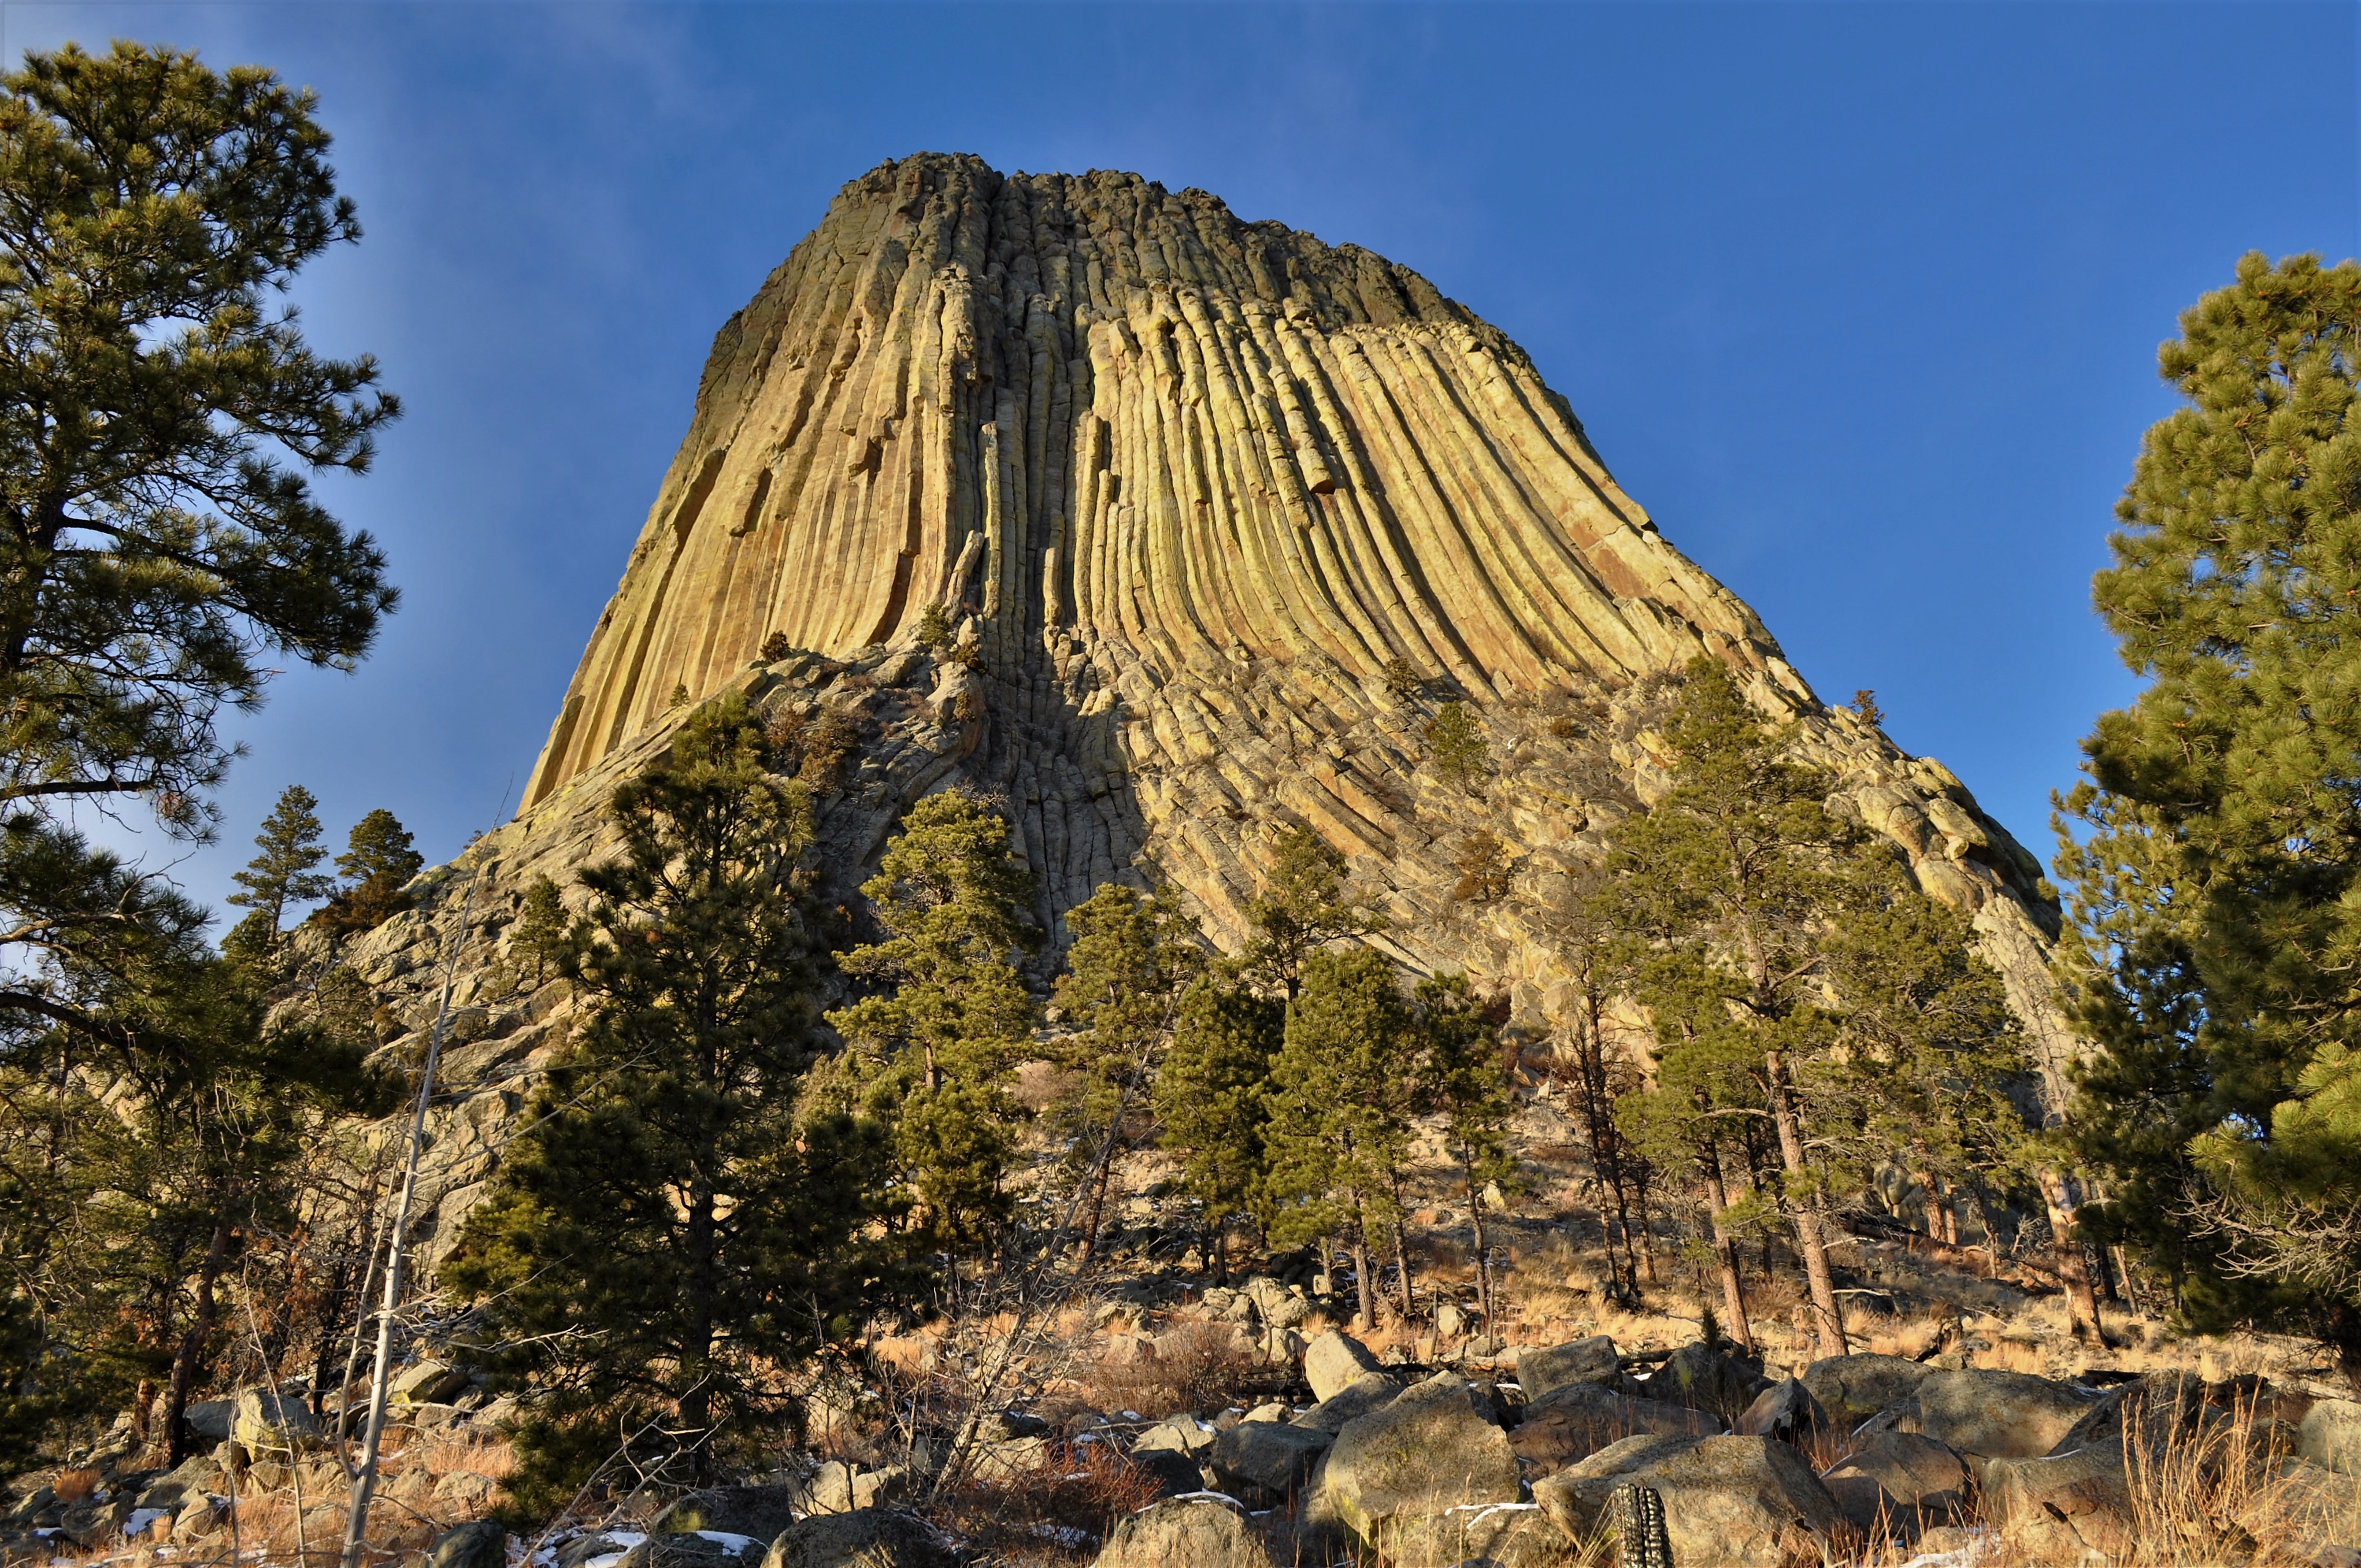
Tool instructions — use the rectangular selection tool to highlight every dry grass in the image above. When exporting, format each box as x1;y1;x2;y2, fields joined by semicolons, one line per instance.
936;1437;1163;1568
53;1467;102;1502
1083;1319;1252;1419
415;1436;516;1480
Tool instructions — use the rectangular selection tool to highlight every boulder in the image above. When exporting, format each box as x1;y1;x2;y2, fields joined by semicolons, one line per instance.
1982;1442;2135;1558
2303;1397;2361;1476
1123;1447;1209;1497
1819;1431;1971;1533
1314;1373;1521;1545
1888;1369;2100;1458
1733;1378;1826;1445
1380;1502;1562;1568
1133;1415;1217;1458
968;1435;1050;1484
1303;1330;1384;1403
794;1463;909;1516
1800;1353;1932;1431
1532;1434;1843;1568
1509;1381;1722;1473
423;1520;507;1568
1094;1497;1269;1568
1292;1371;1403;1434
433;1471;503;1514
183;1399;234;1441
618;1534;764;1568
391;1359;473;1407
659;1487;806;1544
1644;1341;1769;1419
232;1388;323;1452
1514;1336;1619;1401
1209;1420;1332;1499
759;1511;954;1568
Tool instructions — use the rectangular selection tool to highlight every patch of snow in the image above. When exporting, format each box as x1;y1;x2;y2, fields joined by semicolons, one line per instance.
688;1532;759;1555
122;1509;171;1539
1028;1523;1094;1548
1150;1491;1245;1513
1895;1533;1994;1568
1118;1409;1140;1421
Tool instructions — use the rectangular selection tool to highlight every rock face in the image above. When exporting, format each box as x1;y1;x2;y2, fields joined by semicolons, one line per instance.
321;153;2075;1264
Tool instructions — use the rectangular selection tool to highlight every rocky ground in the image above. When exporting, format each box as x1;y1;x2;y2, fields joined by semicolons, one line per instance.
9;1225;2359;1568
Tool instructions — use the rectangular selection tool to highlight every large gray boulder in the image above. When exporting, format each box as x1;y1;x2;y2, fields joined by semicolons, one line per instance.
759;1511;952;1568
1303;1330;1384;1403
660;1487;806;1543
1643;1341;1769;1419
1513;1336;1619;1400
1209;1420;1332;1499
1093;1497;1269;1568
1887;1369;2100;1458
1800;1353;1932;1430
1732;1377;1826;1445
423;1521;507;1568
1380;1503;1564;1568
1292;1371;1402;1434
1314;1373;1520;1546
1819;1431;1970;1533
1982;1443;2136;1559
2303;1396;2361;1476
1508;1380;1722;1473
1532;1434;1843;1568
232;1389;322;1452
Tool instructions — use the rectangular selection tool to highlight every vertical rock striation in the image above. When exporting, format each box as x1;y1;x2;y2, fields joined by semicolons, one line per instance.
359;154;2074;1165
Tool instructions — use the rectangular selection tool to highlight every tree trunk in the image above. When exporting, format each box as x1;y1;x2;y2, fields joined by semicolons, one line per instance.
1698;1140;1754;1352
1350;1233;1375;1333
1389;1214;1415;1324
164;1211;232;1466
1466;1161;1492;1336
681;1183;717;1468
2040;1168;2108;1345
1763;1051;1847;1357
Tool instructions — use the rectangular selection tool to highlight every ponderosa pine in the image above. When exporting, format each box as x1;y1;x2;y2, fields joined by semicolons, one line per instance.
2055;251;2361;1361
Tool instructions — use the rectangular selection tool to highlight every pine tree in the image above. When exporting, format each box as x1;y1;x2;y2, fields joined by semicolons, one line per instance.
1261;947;1422;1330
1593;656;1869;1357
2054;252;2361;1360
0;43;398;832
1239;824;1382;1001
1049;884;1204;1261
318;808;422;936
1154;972;1283;1284
1422;700;1488;792
505;874;573;989
225;785;335;951
1416;974;1517;1335
448;696;898;1500
827;789;1039;1256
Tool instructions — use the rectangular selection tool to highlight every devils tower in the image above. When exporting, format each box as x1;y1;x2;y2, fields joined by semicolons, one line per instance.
344;154;2075;1187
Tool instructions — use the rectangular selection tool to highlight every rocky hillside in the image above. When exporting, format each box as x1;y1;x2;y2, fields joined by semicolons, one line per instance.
319;152;2075;1265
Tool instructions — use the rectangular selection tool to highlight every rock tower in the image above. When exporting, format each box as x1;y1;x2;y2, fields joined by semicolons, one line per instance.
341;155;2077;1225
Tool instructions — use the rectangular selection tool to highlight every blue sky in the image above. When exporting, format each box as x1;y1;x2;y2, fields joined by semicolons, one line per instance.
23;1;2358;921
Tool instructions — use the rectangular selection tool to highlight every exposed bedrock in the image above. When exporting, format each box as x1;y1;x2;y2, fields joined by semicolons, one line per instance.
351;154;2075;1192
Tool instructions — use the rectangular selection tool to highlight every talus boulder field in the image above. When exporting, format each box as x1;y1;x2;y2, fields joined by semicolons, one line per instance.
328;154;2072;1259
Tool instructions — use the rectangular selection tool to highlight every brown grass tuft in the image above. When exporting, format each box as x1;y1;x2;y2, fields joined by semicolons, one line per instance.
1083;1319;1252;1420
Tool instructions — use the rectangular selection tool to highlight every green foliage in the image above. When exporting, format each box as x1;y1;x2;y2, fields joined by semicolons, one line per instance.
1416;973;1517;1324
449;696;899;1502
1155;973;1283;1271
760;630;792;663
1422;700;1488;791
225;784;333;947
506;875;573;988
2054;252;2361;1345
914;603;952;651
317;807;421;936
0;42;397;832
1592;656;2021;1353
828;789;1038;1254
1048;884;1205;1254
1240;824;1382;1000
1381;655;1423;700
1261;948;1422;1322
